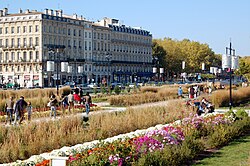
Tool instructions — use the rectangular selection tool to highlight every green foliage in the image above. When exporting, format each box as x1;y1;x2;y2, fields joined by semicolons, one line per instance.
126;86;131;93
235;109;249;119
114;86;121;95
93;87;97;94
135;136;204;166
152;41;167;68
201;73;216;79
207;117;250;148
235;56;250;75
101;85;107;94
225;109;236;120
153;38;221;73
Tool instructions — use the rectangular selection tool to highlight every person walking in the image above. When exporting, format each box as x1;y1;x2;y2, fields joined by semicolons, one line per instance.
83;92;92;115
67;91;74;113
5;96;14;125
177;86;183;98
189;86;195;99
49;94;58;119
60;94;68;115
14;96;28;125
26;102;32;121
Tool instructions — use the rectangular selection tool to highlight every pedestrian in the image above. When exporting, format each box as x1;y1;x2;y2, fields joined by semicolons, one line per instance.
67;91;74;113
49;94;58;119
83;92;92;115
189;86;195;99
26;102;32;121
14;96;28;125
60;94;68;114
177;86;183;98
5;96;14;125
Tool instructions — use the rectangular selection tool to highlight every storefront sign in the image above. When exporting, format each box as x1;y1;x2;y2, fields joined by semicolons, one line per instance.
24;75;30;80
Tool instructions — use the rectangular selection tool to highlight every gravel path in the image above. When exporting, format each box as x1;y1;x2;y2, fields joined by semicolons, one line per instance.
2;98;249;127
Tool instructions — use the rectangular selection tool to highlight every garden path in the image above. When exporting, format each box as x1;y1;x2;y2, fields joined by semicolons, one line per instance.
2;98;249;127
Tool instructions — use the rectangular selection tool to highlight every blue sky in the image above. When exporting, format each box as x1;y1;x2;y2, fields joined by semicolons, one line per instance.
1;0;249;56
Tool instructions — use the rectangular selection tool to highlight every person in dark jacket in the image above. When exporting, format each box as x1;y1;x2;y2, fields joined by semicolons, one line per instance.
14;96;27;125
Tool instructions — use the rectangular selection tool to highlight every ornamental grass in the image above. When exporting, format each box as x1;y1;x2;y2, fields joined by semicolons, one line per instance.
0;87;71;111
108;85;189;106
0;99;191;164
211;86;250;108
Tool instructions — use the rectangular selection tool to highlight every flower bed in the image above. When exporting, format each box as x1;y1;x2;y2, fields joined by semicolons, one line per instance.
5;112;237;166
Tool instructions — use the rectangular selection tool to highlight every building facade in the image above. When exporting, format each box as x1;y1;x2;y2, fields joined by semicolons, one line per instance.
0;8;152;88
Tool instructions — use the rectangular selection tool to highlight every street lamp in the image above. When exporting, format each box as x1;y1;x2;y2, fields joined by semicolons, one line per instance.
152;57;159;81
225;42;236;110
105;53;112;86
47;48;65;96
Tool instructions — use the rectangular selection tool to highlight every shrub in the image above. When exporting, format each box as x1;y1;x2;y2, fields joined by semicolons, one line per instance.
101;85;106;94
135;136;204;166
114;86;121;95
207;117;250;148
235;109;249;119
211;87;250;107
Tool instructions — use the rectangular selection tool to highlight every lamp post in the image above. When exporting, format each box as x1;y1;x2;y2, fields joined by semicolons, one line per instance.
105;53;112;87
152;57;159;81
226;42;236;110
47;48;65;96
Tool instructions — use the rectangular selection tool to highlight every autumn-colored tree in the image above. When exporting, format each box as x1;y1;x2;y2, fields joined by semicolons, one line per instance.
235;56;250;81
152;38;221;74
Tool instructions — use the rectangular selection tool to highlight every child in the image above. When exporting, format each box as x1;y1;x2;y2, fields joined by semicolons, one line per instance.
27;102;32;121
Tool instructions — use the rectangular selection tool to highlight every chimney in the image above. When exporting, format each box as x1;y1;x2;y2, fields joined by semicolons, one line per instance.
55;10;59;17
80;15;83;20
19;8;23;13
0;10;3;17
48;9;53;16
73;13;77;19
3;8;8;16
58;10;63;17
44;8;48;15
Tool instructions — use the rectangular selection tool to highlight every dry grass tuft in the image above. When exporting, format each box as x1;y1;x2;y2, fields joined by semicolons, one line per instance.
0;87;71;111
211;87;250;108
109;86;179;106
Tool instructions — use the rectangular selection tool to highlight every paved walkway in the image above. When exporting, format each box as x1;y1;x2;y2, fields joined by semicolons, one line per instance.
1;98;250;127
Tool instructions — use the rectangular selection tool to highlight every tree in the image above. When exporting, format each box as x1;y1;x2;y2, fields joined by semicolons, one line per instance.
235;56;250;81
153;38;221;74
152;41;167;68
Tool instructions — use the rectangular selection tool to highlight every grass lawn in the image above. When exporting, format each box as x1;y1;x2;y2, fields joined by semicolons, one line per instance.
194;134;250;166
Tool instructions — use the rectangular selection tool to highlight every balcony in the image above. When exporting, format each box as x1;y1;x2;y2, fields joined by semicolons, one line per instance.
2;45;35;51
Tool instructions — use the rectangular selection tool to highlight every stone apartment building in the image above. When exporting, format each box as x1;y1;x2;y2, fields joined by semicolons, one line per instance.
0;8;152;88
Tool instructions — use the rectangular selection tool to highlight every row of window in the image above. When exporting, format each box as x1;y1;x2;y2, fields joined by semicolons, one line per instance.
0;25;39;34
93;32;110;40
93;42;110;51
93;54;151;63
109;25;150;36
112;45;151;54
112;33;151;44
92;65;151;73
0;37;39;47
0;15;39;22
0;65;40;73
0;51;39;62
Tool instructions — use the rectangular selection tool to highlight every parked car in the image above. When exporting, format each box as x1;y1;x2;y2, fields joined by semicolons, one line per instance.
87;83;98;89
111;82;124;89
